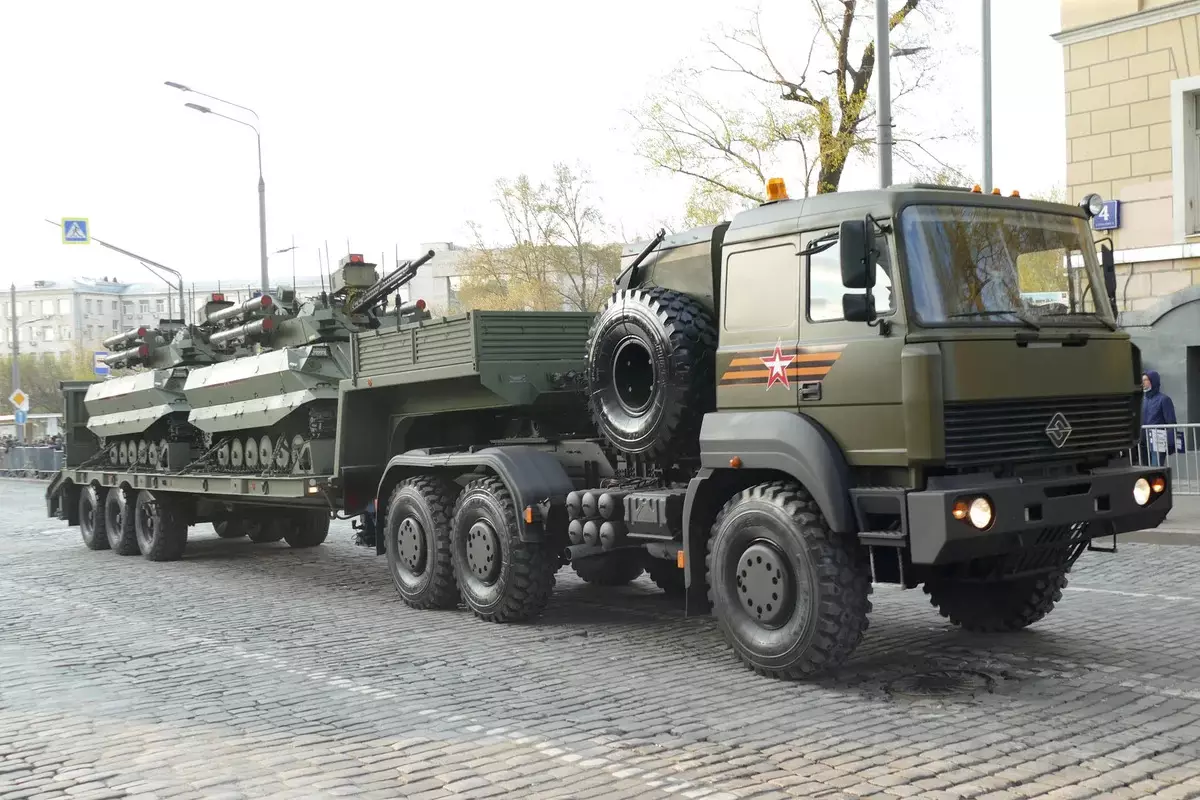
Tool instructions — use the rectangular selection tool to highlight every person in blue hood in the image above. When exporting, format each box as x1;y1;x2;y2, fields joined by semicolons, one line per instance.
1141;370;1178;466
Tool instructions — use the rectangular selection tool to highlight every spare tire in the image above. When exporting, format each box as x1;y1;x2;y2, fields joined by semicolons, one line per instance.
586;287;716;462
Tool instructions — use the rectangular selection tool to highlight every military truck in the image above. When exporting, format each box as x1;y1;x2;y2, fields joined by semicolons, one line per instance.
47;182;1172;679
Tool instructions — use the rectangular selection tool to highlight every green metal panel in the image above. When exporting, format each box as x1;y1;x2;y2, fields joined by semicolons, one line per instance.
355;313;475;377
474;312;594;363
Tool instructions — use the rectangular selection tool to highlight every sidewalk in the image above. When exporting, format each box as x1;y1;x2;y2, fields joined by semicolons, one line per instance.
1121;494;1200;545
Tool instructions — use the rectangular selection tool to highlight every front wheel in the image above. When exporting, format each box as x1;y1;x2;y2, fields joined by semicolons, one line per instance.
707;481;872;679
924;568;1069;633
451;476;556;623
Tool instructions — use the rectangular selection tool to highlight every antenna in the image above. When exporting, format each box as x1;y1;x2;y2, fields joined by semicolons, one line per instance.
291;234;297;294
324;240;332;292
318;248;327;296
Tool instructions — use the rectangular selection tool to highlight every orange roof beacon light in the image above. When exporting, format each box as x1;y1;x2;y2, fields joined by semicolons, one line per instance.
765;177;789;202
971;185;982;193
1011;190;1021;197
991;187;1002;195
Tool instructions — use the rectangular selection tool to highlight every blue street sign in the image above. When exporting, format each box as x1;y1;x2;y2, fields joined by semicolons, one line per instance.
62;218;90;244
14;409;27;425
1092;200;1120;231
93;351;110;377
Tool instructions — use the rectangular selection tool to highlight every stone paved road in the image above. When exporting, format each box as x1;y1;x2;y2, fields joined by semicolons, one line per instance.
4;479;1200;800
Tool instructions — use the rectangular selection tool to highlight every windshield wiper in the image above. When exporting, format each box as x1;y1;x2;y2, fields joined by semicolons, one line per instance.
947;310;1041;331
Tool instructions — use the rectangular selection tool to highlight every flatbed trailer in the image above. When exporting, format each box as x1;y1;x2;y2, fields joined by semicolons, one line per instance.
47;183;1175;680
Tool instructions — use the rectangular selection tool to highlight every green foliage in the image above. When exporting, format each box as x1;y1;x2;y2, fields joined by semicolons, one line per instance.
0;348;96;414
457;163;622;313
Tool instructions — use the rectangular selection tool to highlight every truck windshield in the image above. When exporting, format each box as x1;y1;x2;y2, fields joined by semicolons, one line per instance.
899;205;1113;328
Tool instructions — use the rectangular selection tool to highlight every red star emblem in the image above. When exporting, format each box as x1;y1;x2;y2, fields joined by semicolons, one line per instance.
761;342;795;389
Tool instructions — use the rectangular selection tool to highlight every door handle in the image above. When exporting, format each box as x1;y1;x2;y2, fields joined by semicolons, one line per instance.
800;381;821;401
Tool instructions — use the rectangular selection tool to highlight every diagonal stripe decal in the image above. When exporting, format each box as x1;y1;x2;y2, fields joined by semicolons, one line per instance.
719;345;845;388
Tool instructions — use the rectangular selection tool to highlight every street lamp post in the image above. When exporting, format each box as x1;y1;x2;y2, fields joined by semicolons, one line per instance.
167;82;269;294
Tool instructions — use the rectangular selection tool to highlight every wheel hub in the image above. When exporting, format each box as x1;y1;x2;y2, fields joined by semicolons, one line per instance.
465;520;500;583
397;517;426;573
736;541;793;626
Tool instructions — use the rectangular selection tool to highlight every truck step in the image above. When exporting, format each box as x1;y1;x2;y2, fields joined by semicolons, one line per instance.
858;529;907;547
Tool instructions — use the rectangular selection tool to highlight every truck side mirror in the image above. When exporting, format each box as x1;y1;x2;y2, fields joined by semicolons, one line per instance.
1100;242;1118;316
842;292;877;323
840;219;877;290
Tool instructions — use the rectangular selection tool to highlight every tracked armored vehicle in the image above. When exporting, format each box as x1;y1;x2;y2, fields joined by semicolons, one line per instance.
182;253;433;477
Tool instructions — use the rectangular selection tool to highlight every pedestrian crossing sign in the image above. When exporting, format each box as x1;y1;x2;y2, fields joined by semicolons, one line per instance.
62;218;90;244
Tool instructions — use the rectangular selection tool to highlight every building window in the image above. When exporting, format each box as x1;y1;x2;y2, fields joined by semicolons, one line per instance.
85;299;93;314
42;326;53;341
28;301;36;316
112;301;118;312
156;298;164;313
139;300;149;314
123;301;133;314
112;320;119;333
58;298;70;314
42;300;54;316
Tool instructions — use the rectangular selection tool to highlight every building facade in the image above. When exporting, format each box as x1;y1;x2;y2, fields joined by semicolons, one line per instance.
1057;0;1200;419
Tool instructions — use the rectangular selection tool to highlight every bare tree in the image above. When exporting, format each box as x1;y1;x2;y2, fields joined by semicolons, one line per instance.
632;0;963;218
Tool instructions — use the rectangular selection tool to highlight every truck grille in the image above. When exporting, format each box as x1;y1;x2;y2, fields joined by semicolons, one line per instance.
943;394;1138;467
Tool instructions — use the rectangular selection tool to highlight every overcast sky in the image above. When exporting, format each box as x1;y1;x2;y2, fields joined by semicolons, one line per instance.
0;0;1064;288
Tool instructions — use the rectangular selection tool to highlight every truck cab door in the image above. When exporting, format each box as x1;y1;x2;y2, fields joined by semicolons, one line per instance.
715;236;802;409
797;226;906;467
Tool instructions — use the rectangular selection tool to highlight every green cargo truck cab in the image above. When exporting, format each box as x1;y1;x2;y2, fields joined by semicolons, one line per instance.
357;180;1170;679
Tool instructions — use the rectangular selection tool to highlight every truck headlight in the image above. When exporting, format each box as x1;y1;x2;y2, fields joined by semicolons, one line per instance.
968;497;994;529
1133;478;1152;506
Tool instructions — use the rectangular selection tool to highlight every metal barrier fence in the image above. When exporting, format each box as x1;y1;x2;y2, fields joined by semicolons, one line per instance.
1133;424;1200;495
0;446;65;479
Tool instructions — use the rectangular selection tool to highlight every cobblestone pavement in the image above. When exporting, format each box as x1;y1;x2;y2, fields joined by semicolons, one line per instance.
4;479;1200;800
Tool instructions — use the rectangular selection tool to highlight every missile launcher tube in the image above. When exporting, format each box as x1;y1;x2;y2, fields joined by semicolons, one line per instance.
208;316;275;348
206;294;274;326
103;325;148;350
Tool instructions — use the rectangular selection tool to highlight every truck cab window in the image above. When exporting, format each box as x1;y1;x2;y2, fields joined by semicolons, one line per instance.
807;232;894;322
722;243;799;332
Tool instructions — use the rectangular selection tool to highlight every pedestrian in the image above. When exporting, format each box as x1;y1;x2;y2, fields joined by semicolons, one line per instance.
1141;370;1179;466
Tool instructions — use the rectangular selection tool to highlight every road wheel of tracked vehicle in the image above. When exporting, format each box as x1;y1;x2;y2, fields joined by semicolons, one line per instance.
156;439;169;470
213;519;247;538
451;476;556;623
259;436;273;469
385;475;461;609
79;484;110;551
571;552;644;586
216;441;230;469
645;554;686;596
707;481;872;679
134;490;188;562
924;568;1070;633
230;438;244;469
107;443;119;466
284;510;330;548
244;436;259;470
118;441;130;466
136;439;148;466
105;485;140;555
586;287;716;463
274;436;291;471
245;517;286;543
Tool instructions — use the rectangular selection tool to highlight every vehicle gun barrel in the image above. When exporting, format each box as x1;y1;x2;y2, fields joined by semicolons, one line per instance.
208;316;275;348
207;294;274;326
103;325;149;350
350;250;434;316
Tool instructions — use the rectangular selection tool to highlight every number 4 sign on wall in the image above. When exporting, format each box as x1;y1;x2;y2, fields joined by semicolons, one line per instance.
1092;200;1121;231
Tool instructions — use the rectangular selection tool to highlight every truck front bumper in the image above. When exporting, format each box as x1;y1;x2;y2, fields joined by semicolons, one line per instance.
906;464;1172;564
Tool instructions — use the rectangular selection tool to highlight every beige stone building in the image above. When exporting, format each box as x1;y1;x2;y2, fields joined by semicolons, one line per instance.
1058;0;1200;419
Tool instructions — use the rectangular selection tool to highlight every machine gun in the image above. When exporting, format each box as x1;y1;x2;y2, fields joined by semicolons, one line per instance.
350;249;435;318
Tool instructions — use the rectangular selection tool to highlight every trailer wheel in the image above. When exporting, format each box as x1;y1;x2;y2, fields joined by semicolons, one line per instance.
586;287;716;463
213;520;246;538
134;490;188;562
79;485;110;551
284;511;330;548
645;555;686;596
707;481;872;679
571;552;644;585
105;486;140;555
385;476;460;609
246;518;286;543
451;476;556;623
923;568;1069;633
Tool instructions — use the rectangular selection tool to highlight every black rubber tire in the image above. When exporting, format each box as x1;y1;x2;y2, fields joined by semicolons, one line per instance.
385;476;460;610
213;520;246;538
134;490;188;562
451;476;556;623
104;486;140;556
571;552;645;585
707;481;872;679
79;485;110;551
246;518;285;543
283;511;331;548
645;555;686;596
924;569;1069;633
585;287;716;462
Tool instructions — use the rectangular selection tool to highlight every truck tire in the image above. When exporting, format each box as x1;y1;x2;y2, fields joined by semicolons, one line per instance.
385;476;460;610
246;518;285;543
134;490;188;562
586;287;716;463
571;552;644;586
706;481;872;679
451;476;556;623
284;510;330;548
79;485;110;551
924;569;1069;633
213;520;246;538
645;555;686;596
105;486;140;556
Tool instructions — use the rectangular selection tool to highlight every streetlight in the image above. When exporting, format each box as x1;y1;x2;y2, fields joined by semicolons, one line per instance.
167;82;269;294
